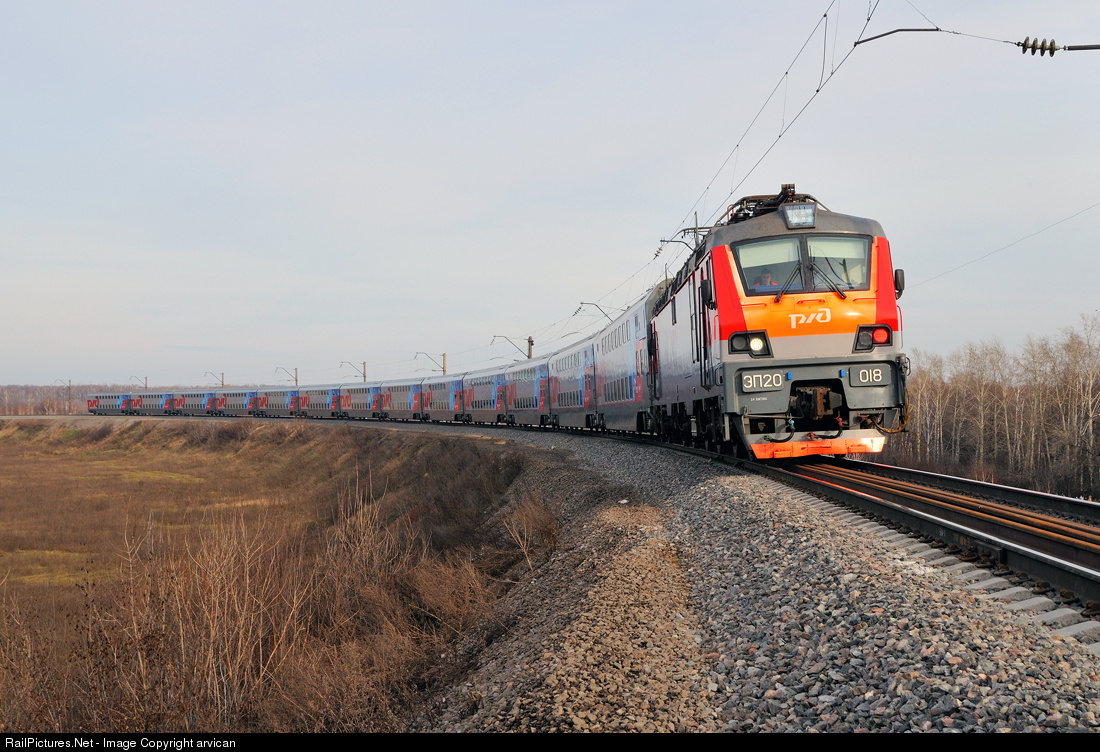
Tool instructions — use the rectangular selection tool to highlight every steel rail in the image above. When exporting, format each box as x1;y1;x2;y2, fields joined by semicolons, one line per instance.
808;463;1100;545
787;464;1100;563
745;459;1100;605
826;456;1100;523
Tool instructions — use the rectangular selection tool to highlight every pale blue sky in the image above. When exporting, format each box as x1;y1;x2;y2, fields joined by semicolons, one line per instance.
2;1;1098;385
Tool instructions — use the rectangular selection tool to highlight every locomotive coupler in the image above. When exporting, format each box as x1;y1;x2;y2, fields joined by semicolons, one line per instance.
792;385;844;420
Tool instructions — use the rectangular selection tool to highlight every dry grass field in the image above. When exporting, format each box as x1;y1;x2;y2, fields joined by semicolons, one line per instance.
0;418;547;732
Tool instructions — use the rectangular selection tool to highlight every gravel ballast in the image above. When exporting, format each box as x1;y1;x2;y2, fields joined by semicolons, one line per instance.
368;426;1100;731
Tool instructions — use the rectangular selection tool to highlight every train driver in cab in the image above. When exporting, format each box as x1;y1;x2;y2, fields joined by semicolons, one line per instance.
752;268;779;290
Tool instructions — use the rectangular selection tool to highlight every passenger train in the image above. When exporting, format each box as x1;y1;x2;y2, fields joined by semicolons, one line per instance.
88;185;909;460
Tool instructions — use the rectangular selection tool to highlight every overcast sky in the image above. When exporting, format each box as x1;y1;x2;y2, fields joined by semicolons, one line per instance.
2;1;1098;386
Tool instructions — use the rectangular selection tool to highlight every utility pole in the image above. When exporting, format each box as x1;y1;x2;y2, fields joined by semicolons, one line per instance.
276;367;298;386
415;352;447;375
205;372;225;387
341;362;369;382
493;335;535;359
54;379;72;414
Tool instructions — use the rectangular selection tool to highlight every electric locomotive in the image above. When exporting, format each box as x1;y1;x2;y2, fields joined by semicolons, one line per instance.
646;184;908;458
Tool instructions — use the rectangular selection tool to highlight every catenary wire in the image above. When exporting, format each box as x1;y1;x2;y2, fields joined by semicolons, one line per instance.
910;200;1100;289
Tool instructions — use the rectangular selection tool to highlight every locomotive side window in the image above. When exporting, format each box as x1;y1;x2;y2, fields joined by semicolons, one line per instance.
808;236;870;291
735;238;802;296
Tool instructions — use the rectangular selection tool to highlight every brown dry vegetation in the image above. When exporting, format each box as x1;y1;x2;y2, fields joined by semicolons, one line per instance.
0;419;558;732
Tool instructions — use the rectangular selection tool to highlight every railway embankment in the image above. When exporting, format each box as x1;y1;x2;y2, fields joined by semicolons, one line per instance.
5;417;1100;731
417;427;1100;732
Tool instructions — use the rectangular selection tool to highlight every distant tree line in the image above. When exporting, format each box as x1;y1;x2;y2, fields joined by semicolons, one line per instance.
881;313;1100;499
0;384;233;416
0;385;122;416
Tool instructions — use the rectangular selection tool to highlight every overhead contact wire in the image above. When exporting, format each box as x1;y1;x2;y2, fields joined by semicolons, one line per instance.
901;0;1012;46
667;1;837;241
700;0;881;227
911;200;1100;288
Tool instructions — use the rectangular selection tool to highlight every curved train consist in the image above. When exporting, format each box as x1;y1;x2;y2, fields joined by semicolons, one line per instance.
89;186;909;459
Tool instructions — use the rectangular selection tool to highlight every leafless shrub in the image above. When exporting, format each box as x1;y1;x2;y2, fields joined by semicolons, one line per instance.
173;419;257;449
501;492;559;572
264;472;494;731
183;420;217;447
77;516;312;732
84;422;115;443
213;419;256;446
0;595;74;731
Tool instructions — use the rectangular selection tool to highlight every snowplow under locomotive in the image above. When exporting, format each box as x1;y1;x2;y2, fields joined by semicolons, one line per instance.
89;185;908;460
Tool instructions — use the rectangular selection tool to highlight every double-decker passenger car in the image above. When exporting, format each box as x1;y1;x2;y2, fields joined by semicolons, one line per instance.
300;384;341;419
423;376;465;423
462;369;506;425
338;383;378;419
87;393;131;415
174;391;213;416
593;296;650;433
256;387;299;418
379;378;423;421
504;358;550;427
130;391;174;415
549;337;597;429
214;389;257;417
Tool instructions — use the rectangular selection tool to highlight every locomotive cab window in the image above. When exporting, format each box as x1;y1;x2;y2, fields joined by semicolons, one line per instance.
733;234;871;296
735;237;802;295
808;236;870;292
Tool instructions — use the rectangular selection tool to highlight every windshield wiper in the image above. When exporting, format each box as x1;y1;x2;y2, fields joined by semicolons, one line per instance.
773;266;802;303
810;262;848;300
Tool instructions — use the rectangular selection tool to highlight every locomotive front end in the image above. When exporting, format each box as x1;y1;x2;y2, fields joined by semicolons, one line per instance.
710;189;908;458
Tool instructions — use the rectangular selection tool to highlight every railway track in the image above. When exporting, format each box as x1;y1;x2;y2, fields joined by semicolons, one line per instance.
816;457;1100;524
580;425;1100;618
741;454;1100;610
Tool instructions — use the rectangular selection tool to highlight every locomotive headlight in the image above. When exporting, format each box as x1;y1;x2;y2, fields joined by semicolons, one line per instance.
782;203;816;229
729;330;772;357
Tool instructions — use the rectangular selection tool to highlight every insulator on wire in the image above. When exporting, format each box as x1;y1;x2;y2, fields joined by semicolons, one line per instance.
1019;36;1060;57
